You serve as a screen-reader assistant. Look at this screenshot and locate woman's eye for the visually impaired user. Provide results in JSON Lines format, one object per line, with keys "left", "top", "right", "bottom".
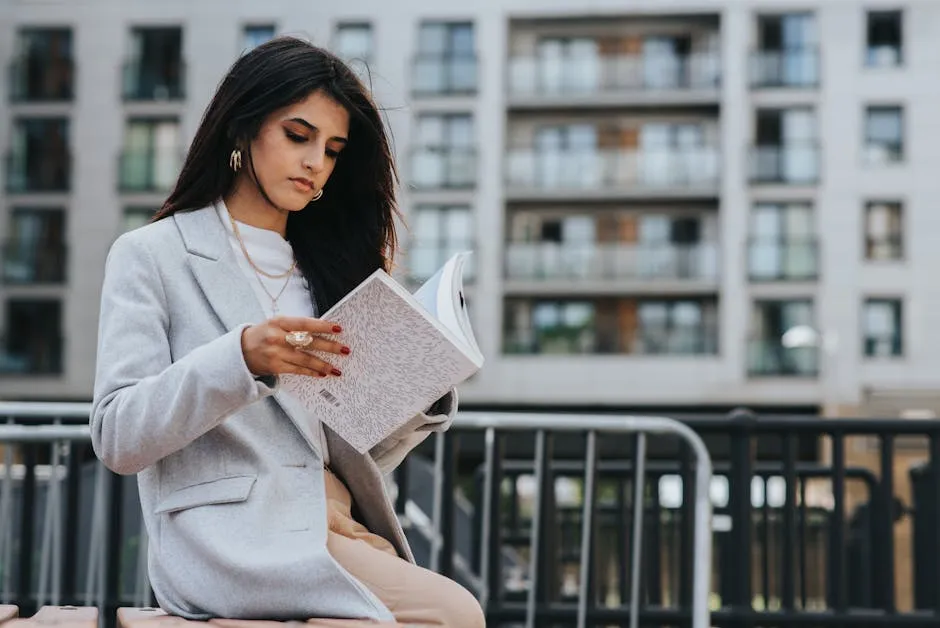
{"left": 286, "top": 132, "right": 306, "bottom": 143}
{"left": 326, "top": 149, "right": 340, "bottom": 158}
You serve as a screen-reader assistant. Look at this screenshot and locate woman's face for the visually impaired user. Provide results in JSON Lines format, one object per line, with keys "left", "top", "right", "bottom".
{"left": 247, "top": 89, "right": 350, "bottom": 212}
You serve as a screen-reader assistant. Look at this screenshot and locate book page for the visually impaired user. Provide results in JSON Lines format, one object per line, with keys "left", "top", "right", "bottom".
{"left": 279, "top": 274, "right": 480, "bottom": 453}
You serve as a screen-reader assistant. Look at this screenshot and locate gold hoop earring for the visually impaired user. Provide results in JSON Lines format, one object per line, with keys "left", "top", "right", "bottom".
{"left": 229, "top": 149, "right": 242, "bottom": 172}
{"left": 311, "top": 189, "right": 323, "bottom": 202}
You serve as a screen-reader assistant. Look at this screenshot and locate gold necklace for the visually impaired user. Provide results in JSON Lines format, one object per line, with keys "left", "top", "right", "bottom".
{"left": 227, "top": 211, "right": 297, "bottom": 279}
{"left": 227, "top": 210, "right": 295, "bottom": 314}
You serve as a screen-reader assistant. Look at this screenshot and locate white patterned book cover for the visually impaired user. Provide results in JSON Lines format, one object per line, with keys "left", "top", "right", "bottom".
{"left": 280, "top": 254, "right": 483, "bottom": 453}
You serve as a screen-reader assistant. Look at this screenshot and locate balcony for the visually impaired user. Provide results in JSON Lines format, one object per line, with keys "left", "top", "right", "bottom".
{"left": 747, "top": 238, "right": 819, "bottom": 281}
{"left": 507, "top": 51, "right": 721, "bottom": 106}
{"left": 2, "top": 240, "right": 67, "bottom": 284}
{"left": 506, "top": 148, "right": 720, "bottom": 199}
{"left": 0, "top": 335, "right": 63, "bottom": 375}
{"left": 122, "top": 59, "right": 186, "bottom": 101}
{"left": 747, "top": 339, "right": 818, "bottom": 377}
{"left": 749, "top": 144, "right": 819, "bottom": 185}
{"left": 412, "top": 54, "right": 477, "bottom": 95}
{"left": 406, "top": 243, "right": 476, "bottom": 284}
{"left": 411, "top": 147, "right": 476, "bottom": 190}
{"left": 749, "top": 48, "right": 819, "bottom": 88}
{"left": 9, "top": 56, "right": 74, "bottom": 102}
{"left": 504, "top": 322, "right": 718, "bottom": 356}
{"left": 505, "top": 242, "right": 719, "bottom": 284}
{"left": 119, "top": 150, "right": 182, "bottom": 193}
{"left": 5, "top": 151, "right": 70, "bottom": 193}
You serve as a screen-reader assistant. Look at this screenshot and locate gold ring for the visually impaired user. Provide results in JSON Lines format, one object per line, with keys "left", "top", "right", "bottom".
{"left": 285, "top": 331, "right": 313, "bottom": 349}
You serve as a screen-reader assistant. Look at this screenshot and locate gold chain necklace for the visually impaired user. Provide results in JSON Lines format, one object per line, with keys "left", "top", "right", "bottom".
{"left": 227, "top": 211, "right": 297, "bottom": 279}
{"left": 227, "top": 210, "right": 295, "bottom": 314}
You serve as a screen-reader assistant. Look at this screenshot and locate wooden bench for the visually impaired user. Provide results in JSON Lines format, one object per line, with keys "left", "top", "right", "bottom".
{"left": 118, "top": 607, "right": 403, "bottom": 628}
{"left": 0, "top": 606, "right": 97, "bottom": 628}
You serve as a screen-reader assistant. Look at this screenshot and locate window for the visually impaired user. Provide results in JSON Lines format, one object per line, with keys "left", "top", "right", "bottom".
{"left": 748, "top": 203, "right": 817, "bottom": 280}
{"left": 411, "top": 114, "right": 475, "bottom": 189}
{"left": 335, "top": 23, "right": 373, "bottom": 62}
{"left": 11, "top": 28, "right": 73, "bottom": 101}
{"left": 7, "top": 118, "right": 70, "bottom": 193}
{"left": 751, "top": 108, "right": 818, "bottom": 184}
{"left": 749, "top": 300, "right": 818, "bottom": 376}
{"left": 863, "top": 298, "right": 903, "bottom": 357}
{"left": 243, "top": 25, "right": 275, "bottom": 52}
{"left": 119, "top": 118, "right": 181, "bottom": 192}
{"left": 865, "top": 201, "right": 903, "bottom": 260}
{"left": 637, "top": 300, "right": 717, "bottom": 355}
{"left": 3, "top": 208, "right": 66, "bottom": 284}
{"left": 534, "top": 37, "right": 600, "bottom": 94}
{"left": 752, "top": 13, "right": 819, "bottom": 87}
{"left": 503, "top": 299, "right": 597, "bottom": 354}
{"left": 124, "top": 27, "right": 184, "bottom": 101}
{"left": 865, "top": 106, "right": 904, "bottom": 164}
{"left": 1, "top": 299, "right": 62, "bottom": 375}
{"left": 123, "top": 207, "right": 157, "bottom": 233}
{"left": 413, "top": 22, "right": 476, "bottom": 94}
{"left": 409, "top": 205, "right": 473, "bottom": 282}
{"left": 867, "top": 10, "right": 902, "bottom": 67}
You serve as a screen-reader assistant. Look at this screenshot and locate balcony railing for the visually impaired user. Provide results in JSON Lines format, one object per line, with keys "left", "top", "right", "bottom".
{"left": 505, "top": 242, "right": 719, "bottom": 282}
{"left": 411, "top": 147, "right": 476, "bottom": 189}
{"left": 9, "top": 56, "right": 74, "bottom": 102}
{"left": 749, "top": 144, "right": 819, "bottom": 185}
{"left": 747, "top": 339, "right": 819, "bottom": 377}
{"left": 0, "top": 335, "right": 63, "bottom": 375}
{"left": 118, "top": 150, "right": 182, "bottom": 192}
{"left": 412, "top": 54, "right": 477, "bottom": 95}
{"left": 506, "top": 148, "right": 720, "bottom": 193}
{"left": 507, "top": 51, "right": 721, "bottom": 96}
{"left": 122, "top": 59, "right": 186, "bottom": 101}
{"left": 2, "top": 240, "right": 67, "bottom": 284}
{"left": 406, "top": 243, "right": 476, "bottom": 283}
{"left": 747, "top": 238, "right": 819, "bottom": 281}
{"left": 5, "top": 151, "right": 71, "bottom": 193}
{"left": 749, "top": 48, "right": 820, "bottom": 88}
{"left": 504, "top": 323, "right": 718, "bottom": 356}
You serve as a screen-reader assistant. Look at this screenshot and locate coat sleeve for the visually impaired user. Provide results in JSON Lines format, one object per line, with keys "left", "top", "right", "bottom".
{"left": 368, "top": 388, "right": 458, "bottom": 474}
{"left": 90, "top": 232, "right": 277, "bottom": 475}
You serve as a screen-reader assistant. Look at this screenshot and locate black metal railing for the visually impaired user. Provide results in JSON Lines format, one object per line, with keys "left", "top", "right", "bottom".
{"left": 503, "top": 323, "right": 720, "bottom": 356}
{"left": 1, "top": 240, "right": 68, "bottom": 284}
{"left": 9, "top": 56, "right": 74, "bottom": 102}
{"left": 748, "top": 339, "right": 819, "bottom": 377}
{"left": 121, "top": 60, "right": 186, "bottom": 101}
{"left": 750, "top": 47, "right": 820, "bottom": 88}
{"left": 6, "top": 405, "right": 940, "bottom": 627}
{"left": 749, "top": 144, "right": 820, "bottom": 185}
{"left": 410, "top": 146, "right": 476, "bottom": 189}
{"left": 5, "top": 151, "right": 71, "bottom": 193}
{"left": 118, "top": 151, "right": 182, "bottom": 193}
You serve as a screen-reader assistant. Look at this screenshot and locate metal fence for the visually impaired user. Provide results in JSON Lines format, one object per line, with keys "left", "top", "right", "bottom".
{"left": 6, "top": 402, "right": 940, "bottom": 627}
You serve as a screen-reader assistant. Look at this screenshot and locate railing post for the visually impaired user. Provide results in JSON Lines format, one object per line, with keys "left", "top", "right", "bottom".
{"left": 727, "top": 408, "right": 756, "bottom": 622}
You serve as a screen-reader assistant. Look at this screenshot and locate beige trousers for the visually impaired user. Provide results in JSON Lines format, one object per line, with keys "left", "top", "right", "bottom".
{"left": 323, "top": 470, "right": 486, "bottom": 628}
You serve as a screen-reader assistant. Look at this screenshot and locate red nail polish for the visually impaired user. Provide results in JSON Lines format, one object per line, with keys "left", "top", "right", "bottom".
{"left": 340, "top": 346, "right": 351, "bottom": 355}
{"left": 332, "top": 325, "right": 342, "bottom": 333}
{"left": 331, "top": 368, "right": 342, "bottom": 377}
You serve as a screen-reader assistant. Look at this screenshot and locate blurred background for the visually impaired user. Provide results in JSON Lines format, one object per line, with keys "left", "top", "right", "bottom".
{"left": 2, "top": 0, "right": 940, "bottom": 624}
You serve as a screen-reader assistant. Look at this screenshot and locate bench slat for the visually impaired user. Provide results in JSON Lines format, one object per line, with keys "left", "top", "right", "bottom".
{"left": 0, "top": 606, "right": 17, "bottom": 624}
{"left": 120, "top": 609, "right": 401, "bottom": 628}
{"left": 5, "top": 606, "right": 97, "bottom": 628}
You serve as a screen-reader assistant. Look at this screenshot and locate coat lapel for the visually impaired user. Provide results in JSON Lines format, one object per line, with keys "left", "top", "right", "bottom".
{"left": 173, "top": 205, "right": 329, "bottom": 459}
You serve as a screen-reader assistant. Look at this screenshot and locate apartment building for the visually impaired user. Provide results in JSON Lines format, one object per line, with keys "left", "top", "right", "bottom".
{"left": 0, "top": 0, "right": 938, "bottom": 418}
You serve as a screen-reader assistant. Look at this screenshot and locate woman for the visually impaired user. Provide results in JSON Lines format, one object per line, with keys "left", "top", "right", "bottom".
{"left": 90, "top": 37, "right": 484, "bottom": 627}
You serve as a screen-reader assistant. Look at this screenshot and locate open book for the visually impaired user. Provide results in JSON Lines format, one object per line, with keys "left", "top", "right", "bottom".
{"left": 279, "top": 252, "right": 483, "bottom": 453}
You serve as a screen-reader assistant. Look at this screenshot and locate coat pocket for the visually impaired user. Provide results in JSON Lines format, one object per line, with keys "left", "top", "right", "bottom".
{"left": 155, "top": 474, "right": 257, "bottom": 514}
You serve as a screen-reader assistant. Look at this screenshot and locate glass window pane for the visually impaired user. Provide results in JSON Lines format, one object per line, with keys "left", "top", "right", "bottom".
{"left": 243, "top": 26, "right": 275, "bottom": 51}
{"left": 419, "top": 23, "right": 446, "bottom": 55}
{"left": 415, "top": 115, "right": 444, "bottom": 146}
{"left": 336, "top": 24, "right": 372, "bottom": 60}
{"left": 450, "top": 24, "right": 474, "bottom": 55}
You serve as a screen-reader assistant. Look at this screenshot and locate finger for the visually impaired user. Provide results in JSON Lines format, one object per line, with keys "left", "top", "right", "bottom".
{"left": 283, "top": 351, "right": 340, "bottom": 377}
{"left": 301, "top": 337, "right": 350, "bottom": 356}
{"left": 271, "top": 316, "right": 342, "bottom": 335}
{"left": 274, "top": 359, "right": 328, "bottom": 378}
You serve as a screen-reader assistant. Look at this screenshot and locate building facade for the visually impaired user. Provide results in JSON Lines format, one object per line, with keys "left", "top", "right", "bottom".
{"left": 0, "top": 0, "right": 938, "bottom": 417}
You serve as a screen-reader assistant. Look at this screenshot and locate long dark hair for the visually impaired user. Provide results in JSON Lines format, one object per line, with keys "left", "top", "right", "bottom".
{"left": 155, "top": 36, "right": 400, "bottom": 313}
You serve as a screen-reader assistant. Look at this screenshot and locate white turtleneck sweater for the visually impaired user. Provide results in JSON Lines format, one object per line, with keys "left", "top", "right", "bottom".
{"left": 216, "top": 202, "right": 330, "bottom": 465}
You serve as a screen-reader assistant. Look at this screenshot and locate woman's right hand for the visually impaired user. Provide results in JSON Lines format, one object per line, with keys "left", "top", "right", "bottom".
{"left": 241, "top": 316, "right": 350, "bottom": 378}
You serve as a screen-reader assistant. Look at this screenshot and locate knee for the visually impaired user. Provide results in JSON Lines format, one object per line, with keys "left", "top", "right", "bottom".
{"left": 440, "top": 582, "right": 486, "bottom": 628}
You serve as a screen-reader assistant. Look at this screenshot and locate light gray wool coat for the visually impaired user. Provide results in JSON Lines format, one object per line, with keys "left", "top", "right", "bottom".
{"left": 90, "top": 206, "right": 457, "bottom": 621}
